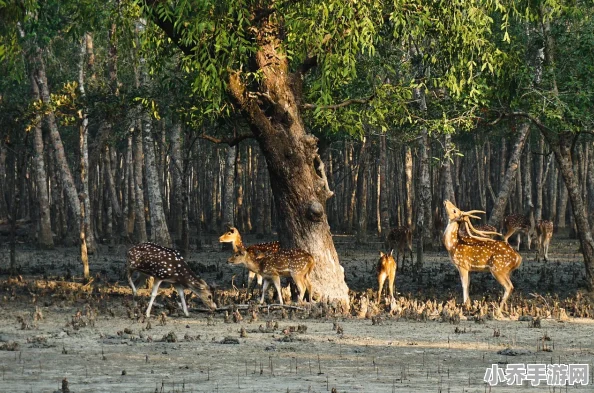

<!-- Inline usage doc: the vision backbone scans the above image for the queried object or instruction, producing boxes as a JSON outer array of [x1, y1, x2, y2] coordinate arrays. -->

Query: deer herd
[[125, 200, 555, 317]]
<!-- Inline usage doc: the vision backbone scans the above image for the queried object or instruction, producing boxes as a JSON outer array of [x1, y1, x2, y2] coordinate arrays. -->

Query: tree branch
[[198, 132, 254, 147], [301, 95, 375, 111], [140, 0, 194, 56]]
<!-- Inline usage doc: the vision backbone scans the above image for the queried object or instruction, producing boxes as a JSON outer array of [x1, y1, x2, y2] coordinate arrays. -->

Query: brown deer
[[503, 205, 536, 251], [219, 226, 280, 290], [377, 250, 396, 299], [227, 247, 314, 305], [127, 242, 217, 317], [443, 200, 522, 310], [536, 220, 554, 261], [385, 226, 413, 271]]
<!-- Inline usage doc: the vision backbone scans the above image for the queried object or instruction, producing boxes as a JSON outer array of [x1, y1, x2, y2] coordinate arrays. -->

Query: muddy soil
[[1, 232, 593, 392]]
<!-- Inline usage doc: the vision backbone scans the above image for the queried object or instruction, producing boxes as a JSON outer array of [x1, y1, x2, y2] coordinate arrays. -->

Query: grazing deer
[[503, 206, 536, 251], [127, 242, 217, 317], [377, 250, 396, 299], [219, 226, 280, 290], [385, 226, 413, 271], [227, 247, 314, 305], [443, 200, 522, 310], [536, 220, 554, 261]]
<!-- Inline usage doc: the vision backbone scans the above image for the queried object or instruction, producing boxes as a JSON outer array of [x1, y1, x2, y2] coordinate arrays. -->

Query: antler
[[460, 210, 503, 242]]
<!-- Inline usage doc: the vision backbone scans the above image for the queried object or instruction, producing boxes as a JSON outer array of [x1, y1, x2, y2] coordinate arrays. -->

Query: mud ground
[[1, 231, 594, 392]]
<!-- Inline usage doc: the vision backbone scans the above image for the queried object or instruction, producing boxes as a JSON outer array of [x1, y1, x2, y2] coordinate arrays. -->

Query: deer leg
[[303, 274, 313, 302], [127, 269, 138, 295], [272, 275, 283, 305], [515, 233, 521, 251], [175, 284, 190, 317], [503, 228, 515, 244], [377, 272, 386, 300], [493, 272, 514, 311], [259, 279, 270, 304], [388, 267, 395, 299], [145, 279, 163, 317], [293, 274, 306, 303], [458, 269, 470, 307]]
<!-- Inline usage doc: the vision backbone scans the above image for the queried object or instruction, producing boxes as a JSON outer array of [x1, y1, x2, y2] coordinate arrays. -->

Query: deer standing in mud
[[442, 200, 522, 311], [503, 205, 536, 251], [385, 226, 413, 271], [219, 226, 280, 291], [227, 247, 314, 305], [376, 250, 396, 300], [127, 242, 217, 317], [535, 220, 554, 261]]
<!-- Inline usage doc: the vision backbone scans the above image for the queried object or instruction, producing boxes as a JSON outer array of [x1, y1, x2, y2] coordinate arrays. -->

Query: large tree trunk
[[169, 123, 183, 245], [546, 132, 594, 290], [488, 123, 531, 226], [30, 74, 53, 248], [227, 35, 348, 306]]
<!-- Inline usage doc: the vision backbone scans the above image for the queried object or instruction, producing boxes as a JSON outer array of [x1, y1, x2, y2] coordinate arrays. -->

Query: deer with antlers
[[535, 220, 554, 262], [443, 200, 522, 310]]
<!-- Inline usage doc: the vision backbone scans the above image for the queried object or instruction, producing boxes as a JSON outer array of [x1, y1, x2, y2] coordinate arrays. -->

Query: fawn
[[503, 205, 536, 251], [377, 250, 396, 299], [227, 247, 314, 304], [443, 200, 522, 311], [385, 226, 413, 271], [536, 220, 554, 261], [219, 226, 280, 289], [127, 242, 217, 317]]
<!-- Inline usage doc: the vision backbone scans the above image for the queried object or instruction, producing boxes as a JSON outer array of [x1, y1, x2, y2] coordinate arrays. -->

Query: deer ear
[[389, 249, 393, 257], [255, 252, 266, 260], [379, 251, 384, 257]]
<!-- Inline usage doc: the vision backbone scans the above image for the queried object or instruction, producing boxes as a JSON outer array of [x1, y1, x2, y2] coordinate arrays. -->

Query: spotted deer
[[385, 226, 413, 271], [443, 200, 522, 310], [503, 206, 536, 251], [219, 226, 280, 290], [377, 250, 396, 300], [536, 220, 554, 261], [127, 242, 217, 317], [227, 247, 314, 304]]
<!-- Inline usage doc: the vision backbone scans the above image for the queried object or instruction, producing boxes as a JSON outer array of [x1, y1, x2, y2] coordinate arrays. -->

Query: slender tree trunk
[[488, 123, 531, 226], [235, 147, 245, 231], [142, 111, 171, 246], [133, 127, 148, 242], [404, 145, 413, 228], [355, 138, 369, 243], [30, 74, 53, 248], [169, 123, 183, 244], [416, 127, 431, 268], [557, 176, 568, 229], [34, 48, 81, 235], [379, 134, 389, 235], [222, 145, 236, 229], [535, 136, 545, 221], [587, 144, 594, 228], [124, 133, 135, 238]]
